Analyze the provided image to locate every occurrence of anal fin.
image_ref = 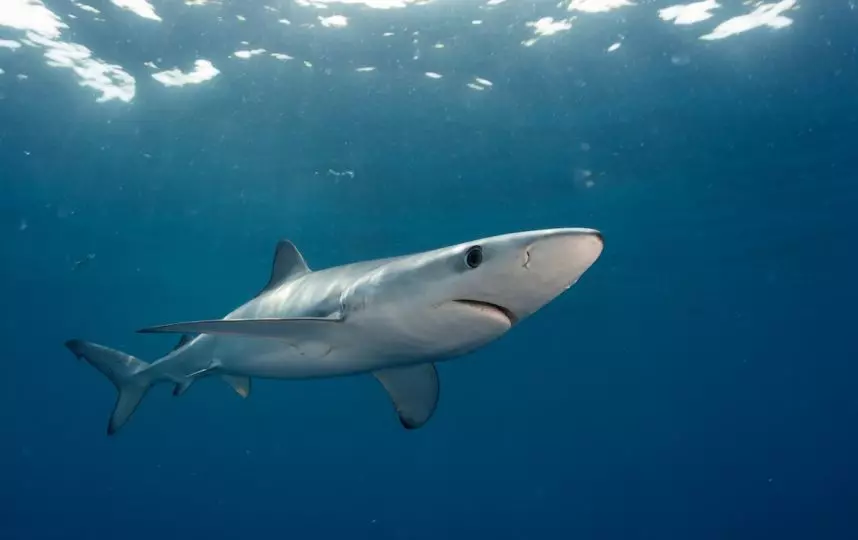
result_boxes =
[172,374,249,399]
[222,375,251,398]
[373,363,439,430]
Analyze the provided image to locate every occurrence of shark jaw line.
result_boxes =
[452,299,519,326]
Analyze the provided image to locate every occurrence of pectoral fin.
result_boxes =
[373,363,439,430]
[137,316,342,340]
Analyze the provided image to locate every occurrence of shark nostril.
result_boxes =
[523,249,531,269]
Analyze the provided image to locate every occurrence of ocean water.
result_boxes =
[2,0,857,538]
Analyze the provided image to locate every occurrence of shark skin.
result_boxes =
[65,228,604,435]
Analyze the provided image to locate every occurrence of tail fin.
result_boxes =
[65,339,152,436]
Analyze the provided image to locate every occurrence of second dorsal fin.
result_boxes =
[259,239,311,295]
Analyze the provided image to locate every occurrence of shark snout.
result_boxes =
[482,228,604,322]
[526,228,603,280]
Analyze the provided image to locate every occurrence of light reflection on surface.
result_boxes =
[522,17,575,47]
[151,59,220,87]
[0,0,801,104]
[659,0,720,25]
[700,0,796,41]
[296,0,430,8]
[72,2,101,15]
[567,0,635,13]
[110,0,162,22]
[0,0,135,102]
[319,15,349,27]
[234,49,267,59]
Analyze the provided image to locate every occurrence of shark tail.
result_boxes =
[65,339,154,436]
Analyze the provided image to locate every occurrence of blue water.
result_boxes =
[3,0,858,538]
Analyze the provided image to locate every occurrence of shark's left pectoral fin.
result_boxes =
[374,364,439,430]
[137,316,342,340]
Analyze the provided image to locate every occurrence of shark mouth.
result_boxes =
[453,299,518,326]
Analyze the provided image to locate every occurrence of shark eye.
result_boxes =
[464,245,483,269]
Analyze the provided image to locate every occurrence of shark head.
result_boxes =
[345,228,604,360]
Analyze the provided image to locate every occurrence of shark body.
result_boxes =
[66,228,604,434]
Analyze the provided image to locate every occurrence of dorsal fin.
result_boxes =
[259,240,310,295]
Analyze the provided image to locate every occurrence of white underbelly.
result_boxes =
[212,335,393,379]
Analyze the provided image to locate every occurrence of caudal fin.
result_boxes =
[65,339,152,436]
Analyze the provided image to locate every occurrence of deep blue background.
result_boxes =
[2,0,858,538]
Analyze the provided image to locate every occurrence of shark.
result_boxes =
[65,228,604,435]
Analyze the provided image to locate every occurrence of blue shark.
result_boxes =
[66,228,604,434]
